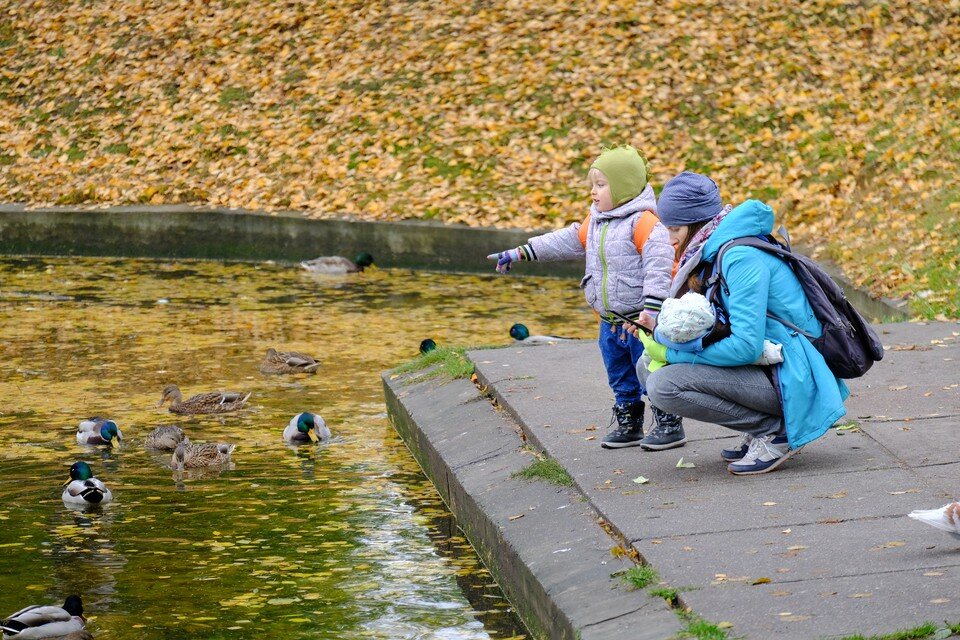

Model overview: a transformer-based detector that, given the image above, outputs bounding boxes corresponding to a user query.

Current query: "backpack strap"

[707,234,815,339]
[577,210,662,255]
[578,213,590,248]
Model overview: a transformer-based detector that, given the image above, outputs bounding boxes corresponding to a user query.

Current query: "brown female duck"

[157,385,250,415]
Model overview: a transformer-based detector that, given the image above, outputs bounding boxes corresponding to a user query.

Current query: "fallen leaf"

[584,435,596,441]
[930,598,950,604]
[771,590,792,597]
[752,577,772,585]
[850,593,873,598]
[717,621,734,629]
[889,385,909,391]
[787,545,808,551]
[508,514,524,521]
[924,572,945,577]
[762,501,778,506]
[676,457,695,468]
[632,476,649,485]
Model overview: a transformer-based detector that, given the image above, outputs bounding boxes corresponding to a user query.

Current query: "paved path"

[466,321,960,639]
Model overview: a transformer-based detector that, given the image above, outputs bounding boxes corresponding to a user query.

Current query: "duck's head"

[354,252,374,270]
[419,338,437,354]
[158,384,181,406]
[100,421,121,443]
[62,595,83,617]
[297,412,324,442]
[509,323,530,341]
[65,461,93,485]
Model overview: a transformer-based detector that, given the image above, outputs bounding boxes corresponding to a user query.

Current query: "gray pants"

[636,362,784,438]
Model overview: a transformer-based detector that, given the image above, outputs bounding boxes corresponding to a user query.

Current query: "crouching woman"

[629,172,848,475]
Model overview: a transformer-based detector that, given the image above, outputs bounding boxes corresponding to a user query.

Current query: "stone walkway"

[386,321,960,639]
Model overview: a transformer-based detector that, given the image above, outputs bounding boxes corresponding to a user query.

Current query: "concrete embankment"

[386,322,960,639]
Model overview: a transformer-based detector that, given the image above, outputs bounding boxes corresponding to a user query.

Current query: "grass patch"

[837,621,955,640]
[512,457,573,487]
[648,586,681,605]
[219,86,252,107]
[391,345,473,380]
[618,565,658,590]
[678,618,731,640]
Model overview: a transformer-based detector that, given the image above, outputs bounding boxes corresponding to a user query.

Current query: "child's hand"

[487,248,523,274]
[637,311,657,331]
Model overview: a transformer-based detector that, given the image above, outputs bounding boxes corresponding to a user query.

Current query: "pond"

[0,257,596,639]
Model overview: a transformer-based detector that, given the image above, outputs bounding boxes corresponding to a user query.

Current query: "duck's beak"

[63,478,71,486]
[307,430,319,443]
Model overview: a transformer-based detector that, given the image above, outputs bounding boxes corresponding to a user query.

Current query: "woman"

[629,172,848,475]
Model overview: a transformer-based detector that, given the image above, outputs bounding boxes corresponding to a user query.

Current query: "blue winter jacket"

[666,200,848,448]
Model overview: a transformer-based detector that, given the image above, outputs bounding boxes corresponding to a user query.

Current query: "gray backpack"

[707,231,884,379]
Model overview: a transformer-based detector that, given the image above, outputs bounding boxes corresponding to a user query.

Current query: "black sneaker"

[640,407,687,451]
[600,401,644,449]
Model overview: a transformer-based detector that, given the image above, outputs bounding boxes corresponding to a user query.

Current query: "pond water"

[0,257,595,640]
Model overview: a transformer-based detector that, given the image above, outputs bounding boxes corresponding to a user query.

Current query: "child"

[487,145,685,450]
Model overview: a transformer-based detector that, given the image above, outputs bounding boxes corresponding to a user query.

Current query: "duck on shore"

[158,385,250,415]
[509,323,573,345]
[300,252,374,274]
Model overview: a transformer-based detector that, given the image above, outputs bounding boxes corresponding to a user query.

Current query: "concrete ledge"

[383,370,682,640]
[0,204,580,277]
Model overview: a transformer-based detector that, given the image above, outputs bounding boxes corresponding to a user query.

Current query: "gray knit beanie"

[657,172,723,226]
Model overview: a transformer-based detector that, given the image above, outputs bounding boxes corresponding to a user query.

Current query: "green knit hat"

[590,145,651,206]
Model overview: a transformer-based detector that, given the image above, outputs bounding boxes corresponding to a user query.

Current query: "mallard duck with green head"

[76,418,122,446]
[509,323,574,345]
[283,412,331,444]
[158,385,250,415]
[1,595,85,639]
[300,252,374,274]
[171,442,235,470]
[259,348,321,375]
[62,461,112,506]
[144,425,187,451]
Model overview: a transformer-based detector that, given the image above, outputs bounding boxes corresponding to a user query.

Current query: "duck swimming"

[76,418,122,446]
[1,595,85,639]
[283,412,331,444]
[144,425,187,451]
[259,348,321,375]
[300,252,374,274]
[509,323,573,345]
[158,385,250,415]
[62,461,112,506]
[419,338,437,354]
[171,442,235,470]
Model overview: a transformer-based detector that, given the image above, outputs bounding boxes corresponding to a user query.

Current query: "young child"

[487,145,685,450]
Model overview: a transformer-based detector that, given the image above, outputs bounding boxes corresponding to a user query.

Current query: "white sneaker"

[727,434,800,475]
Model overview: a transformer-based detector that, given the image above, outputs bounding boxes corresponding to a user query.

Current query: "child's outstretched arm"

[486,245,536,274]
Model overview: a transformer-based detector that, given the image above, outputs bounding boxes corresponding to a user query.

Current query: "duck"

[158,385,250,415]
[171,442,235,470]
[144,425,187,451]
[259,348,321,375]
[62,461,112,506]
[1,595,85,639]
[283,412,331,444]
[509,323,573,345]
[300,252,374,274]
[908,502,960,539]
[76,418,122,446]
[419,339,437,354]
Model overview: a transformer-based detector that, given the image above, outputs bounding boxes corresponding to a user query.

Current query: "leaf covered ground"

[0,1,957,316]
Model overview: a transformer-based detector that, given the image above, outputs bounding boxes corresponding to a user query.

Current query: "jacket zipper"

[599,221,610,315]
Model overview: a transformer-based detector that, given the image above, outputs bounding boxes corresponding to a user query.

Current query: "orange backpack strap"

[578,213,591,248]
[632,210,660,254]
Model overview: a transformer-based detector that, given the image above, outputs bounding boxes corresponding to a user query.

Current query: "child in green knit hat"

[486,145,686,451]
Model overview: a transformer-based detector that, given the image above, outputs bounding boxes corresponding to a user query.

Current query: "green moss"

[392,345,474,380]
[512,458,573,487]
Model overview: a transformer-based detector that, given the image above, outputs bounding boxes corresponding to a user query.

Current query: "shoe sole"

[727,446,803,475]
[600,440,645,449]
[640,438,687,451]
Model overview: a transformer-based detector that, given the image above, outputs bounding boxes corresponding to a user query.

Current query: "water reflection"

[0,257,594,639]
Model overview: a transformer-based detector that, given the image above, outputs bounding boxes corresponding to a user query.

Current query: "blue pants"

[598,320,646,405]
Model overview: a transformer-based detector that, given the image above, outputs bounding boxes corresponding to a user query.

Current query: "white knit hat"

[657,292,716,344]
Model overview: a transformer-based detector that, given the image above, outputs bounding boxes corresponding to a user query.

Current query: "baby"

[641,292,783,371]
